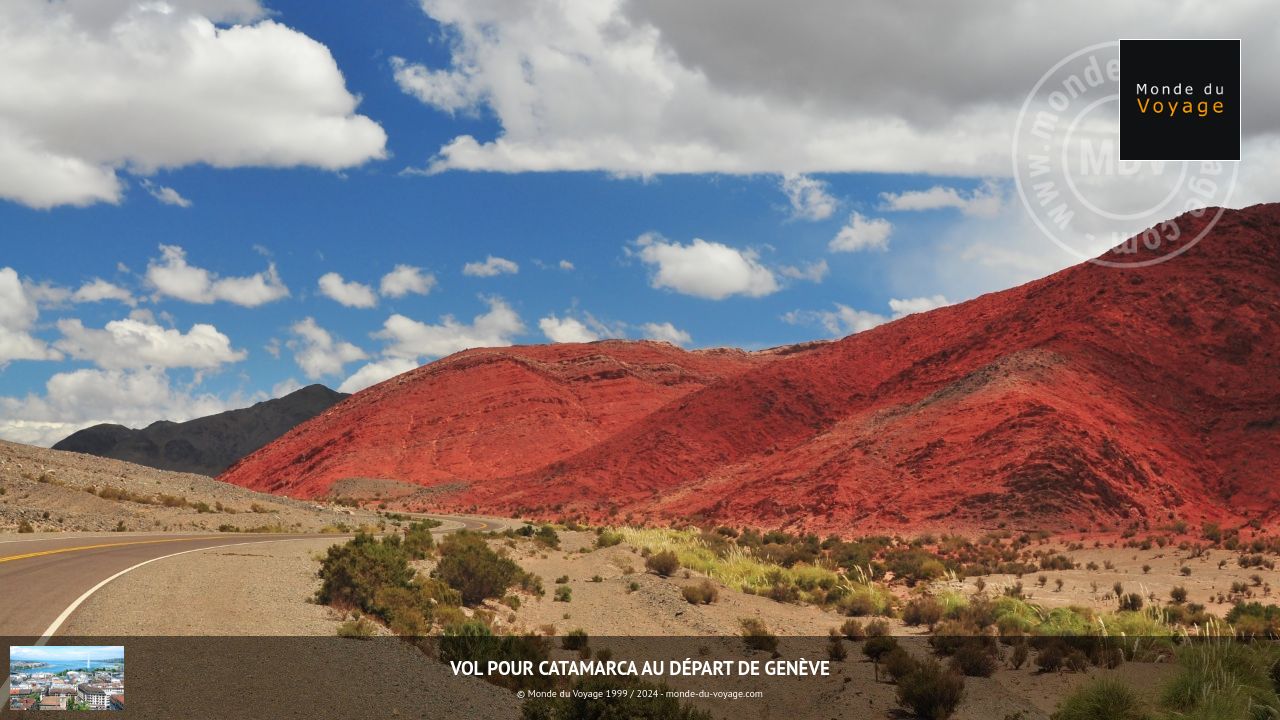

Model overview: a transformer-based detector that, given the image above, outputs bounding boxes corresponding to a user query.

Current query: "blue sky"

[10,646,124,663]
[0,1,1276,446]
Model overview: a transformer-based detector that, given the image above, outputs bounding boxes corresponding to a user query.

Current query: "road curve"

[0,514,516,640]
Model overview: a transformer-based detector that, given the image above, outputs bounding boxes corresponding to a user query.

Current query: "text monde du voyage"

[1134,82,1228,118]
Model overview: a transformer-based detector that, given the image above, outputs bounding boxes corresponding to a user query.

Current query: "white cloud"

[463,256,519,277]
[341,297,527,393]
[0,367,237,447]
[784,294,951,336]
[780,174,837,221]
[146,244,289,306]
[379,264,436,298]
[778,259,829,283]
[639,321,692,346]
[54,317,247,370]
[287,317,367,379]
[318,272,378,308]
[394,1,1280,178]
[71,279,136,306]
[829,212,892,253]
[538,315,601,343]
[0,268,61,365]
[0,0,386,209]
[141,180,193,208]
[372,297,525,360]
[558,260,575,271]
[634,234,778,300]
[337,357,419,394]
[271,377,303,398]
[879,181,1002,217]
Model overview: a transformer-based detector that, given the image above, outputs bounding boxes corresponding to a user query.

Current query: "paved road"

[0,514,510,641]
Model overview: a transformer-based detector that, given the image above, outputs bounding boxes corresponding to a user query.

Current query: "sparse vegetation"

[739,618,779,656]
[434,532,525,605]
[681,579,719,605]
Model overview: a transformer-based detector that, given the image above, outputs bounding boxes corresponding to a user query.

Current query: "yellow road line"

[0,537,212,564]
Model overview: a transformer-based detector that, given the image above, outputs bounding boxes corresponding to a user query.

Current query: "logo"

[1013,41,1238,268]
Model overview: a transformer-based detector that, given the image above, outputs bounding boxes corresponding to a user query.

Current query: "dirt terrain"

[221,205,1280,536]
[0,439,383,532]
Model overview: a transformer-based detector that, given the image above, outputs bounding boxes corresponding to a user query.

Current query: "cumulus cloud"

[145,245,289,306]
[538,315,601,344]
[379,265,436,298]
[0,0,387,209]
[318,272,378,308]
[829,212,892,253]
[784,294,951,336]
[54,317,247,370]
[780,174,837,221]
[634,234,778,300]
[141,180,193,208]
[0,268,61,365]
[639,321,692,346]
[288,317,367,379]
[337,357,420,394]
[558,260,575,271]
[341,297,526,393]
[880,181,1002,217]
[778,259,829,283]
[394,0,1280,179]
[462,256,519,277]
[73,279,136,306]
[0,367,237,447]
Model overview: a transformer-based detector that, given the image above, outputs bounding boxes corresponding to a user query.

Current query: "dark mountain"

[54,384,348,476]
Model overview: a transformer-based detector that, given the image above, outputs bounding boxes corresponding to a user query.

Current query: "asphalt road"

[0,514,507,640]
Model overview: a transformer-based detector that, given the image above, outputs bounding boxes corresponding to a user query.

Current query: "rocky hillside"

[219,205,1280,534]
[53,384,347,476]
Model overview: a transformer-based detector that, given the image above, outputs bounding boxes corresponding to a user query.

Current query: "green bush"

[862,635,898,662]
[316,533,416,614]
[336,616,377,639]
[562,629,589,652]
[740,618,779,656]
[535,525,560,550]
[403,521,436,560]
[903,596,945,627]
[440,621,553,691]
[646,550,681,577]
[897,658,965,720]
[839,619,866,640]
[521,677,711,720]
[596,530,623,548]
[435,532,524,605]
[554,586,572,602]
[1052,678,1150,720]
[883,646,918,682]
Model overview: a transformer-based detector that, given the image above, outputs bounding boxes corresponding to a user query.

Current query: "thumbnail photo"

[7,646,124,712]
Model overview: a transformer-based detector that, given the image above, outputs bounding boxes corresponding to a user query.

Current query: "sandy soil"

[0,439,385,532]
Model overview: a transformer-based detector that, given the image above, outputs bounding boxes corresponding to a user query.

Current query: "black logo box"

[1120,39,1240,161]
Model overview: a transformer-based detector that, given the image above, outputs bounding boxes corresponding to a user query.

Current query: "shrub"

[316,533,416,614]
[1037,644,1065,673]
[17,519,34,533]
[1052,678,1151,720]
[596,530,623,548]
[403,521,436,560]
[554,586,572,602]
[950,641,997,677]
[839,619,866,641]
[862,635,898,662]
[883,646,918,682]
[866,619,890,637]
[681,580,719,605]
[435,532,523,605]
[562,629,589,651]
[535,525,561,550]
[336,616,377,639]
[555,575,569,584]
[740,618,779,656]
[826,630,848,661]
[1170,586,1188,604]
[1009,640,1029,670]
[1117,593,1143,612]
[903,596,945,627]
[646,550,681,577]
[897,658,965,720]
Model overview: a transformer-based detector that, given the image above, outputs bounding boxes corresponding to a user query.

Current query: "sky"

[1,0,1279,446]
[10,646,124,663]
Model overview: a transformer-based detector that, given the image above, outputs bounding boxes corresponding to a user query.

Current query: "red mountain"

[220,205,1280,534]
